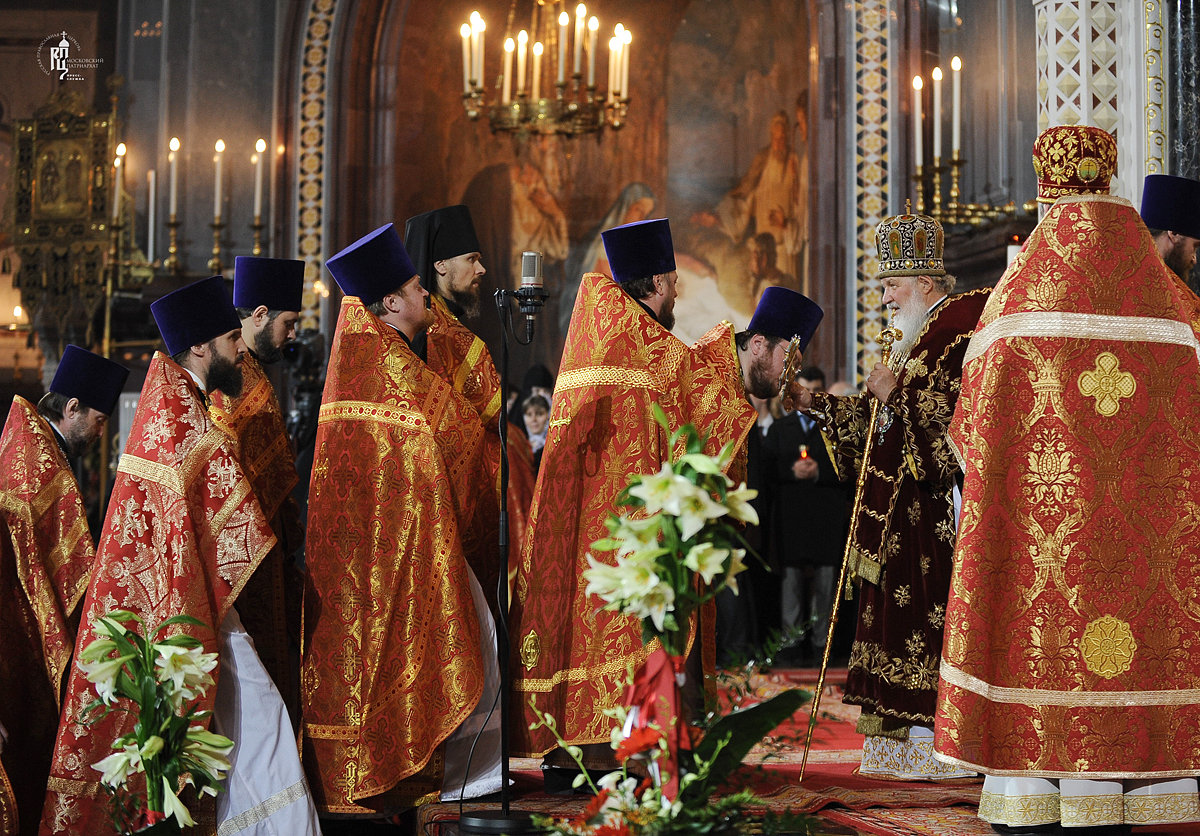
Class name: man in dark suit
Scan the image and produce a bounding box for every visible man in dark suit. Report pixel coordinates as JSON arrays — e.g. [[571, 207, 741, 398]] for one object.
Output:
[[764, 366, 849, 662]]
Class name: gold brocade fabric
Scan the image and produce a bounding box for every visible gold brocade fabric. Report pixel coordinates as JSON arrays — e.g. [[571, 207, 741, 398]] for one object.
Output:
[[935, 194, 1200, 778], [0, 397, 93, 836], [40, 354, 276, 836], [210, 353, 304, 724], [810, 289, 988, 728], [509, 272, 755, 757], [301, 299, 489, 814], [424, 295, 535, 612]]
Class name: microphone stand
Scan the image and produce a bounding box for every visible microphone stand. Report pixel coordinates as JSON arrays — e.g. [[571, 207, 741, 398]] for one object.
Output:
[[459, 283, 548, 835]]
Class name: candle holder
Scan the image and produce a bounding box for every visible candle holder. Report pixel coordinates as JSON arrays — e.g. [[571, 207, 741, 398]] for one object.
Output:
[[463, 82, 485, 121], [947, 150, 965, 224], [164, 213, 183, 276], [251, 215, 265, 256], [912, 164, 925, 215], [208, 217, 225, 275], [931, 157, 944, 220]]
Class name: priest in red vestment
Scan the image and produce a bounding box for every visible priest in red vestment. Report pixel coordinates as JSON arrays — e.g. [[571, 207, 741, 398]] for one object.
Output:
[[404, 204, 536, 608], [509, 217, 823, 765], [210, 256, 305, 726], [1, 346, 127, 836], [792, 212, 987, 780], [41, 277, 318, 836], [934, 126, 1200, 829], [302, 224, 502, 818]]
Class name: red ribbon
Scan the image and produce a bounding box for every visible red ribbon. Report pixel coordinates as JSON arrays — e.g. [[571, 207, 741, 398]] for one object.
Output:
[[622, 646, 690, 801]]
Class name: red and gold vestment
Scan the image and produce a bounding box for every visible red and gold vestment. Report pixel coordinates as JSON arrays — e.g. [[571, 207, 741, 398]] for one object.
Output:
[[424, 295, 535, 608], [934, 194, 1200, 777], [301, 299, 489, 813], [41, 354, 276, 836], [809, 288, 988, 730], [0, 397, 93, 836], [509, 272, 756, 757], [210, 353, 303, 722]]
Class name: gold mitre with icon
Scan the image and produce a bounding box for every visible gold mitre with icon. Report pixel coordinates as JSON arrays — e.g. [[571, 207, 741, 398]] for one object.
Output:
[[1032, 124, 1117, 204], [875, 212, 945, 278]]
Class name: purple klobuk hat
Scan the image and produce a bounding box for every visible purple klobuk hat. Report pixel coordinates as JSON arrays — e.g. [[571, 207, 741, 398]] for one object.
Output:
[[233, 256, 305, 312], [601, 218, 676, 284], [748, 286, 824, 352], [49, 345, 130, 416], [1141, 174, 1200, 240], [151, 276, 242, 356], [325, 223, 419, 305]]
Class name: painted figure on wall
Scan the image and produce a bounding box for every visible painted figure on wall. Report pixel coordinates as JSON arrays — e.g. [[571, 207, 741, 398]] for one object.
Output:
[[559, 182, 657, 334]]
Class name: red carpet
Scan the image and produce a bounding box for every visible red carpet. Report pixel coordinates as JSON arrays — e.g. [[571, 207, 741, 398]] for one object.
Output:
[[417, 666, 984, 834]]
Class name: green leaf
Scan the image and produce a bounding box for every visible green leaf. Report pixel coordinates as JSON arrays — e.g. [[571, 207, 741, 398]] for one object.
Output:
[[152, 613, 209, 637], [677, 453, 722, 475], [683, 688, 809, 805]]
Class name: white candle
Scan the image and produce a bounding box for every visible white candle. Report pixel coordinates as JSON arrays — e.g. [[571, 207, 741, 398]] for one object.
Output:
[[912, 76, 923, 167], [620, 29, 631, 99], [516, 30, 528, 95], [574, 4, 586, 76], [112, 144, 125, 221], [532, 41, 543, 100], [471, 12, 484, 86], [587, 16, 598, 87], [168, 137, 179, 216], [502, 38, 514, 104], [253, 138, 266, 218], [147, 168, 156, 261], [611, 28, 623, 99], [558, 12, 568, 84], [461, 23, 472, 91], [213, 139, 224, 220], [951, 55, 962, 153], [932, 66, 943, 161]]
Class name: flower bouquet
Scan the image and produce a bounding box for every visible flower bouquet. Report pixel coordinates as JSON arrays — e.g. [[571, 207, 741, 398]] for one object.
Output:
[[583, 406, 758, 658], [78, 610, 234, 834], [531, 411, 813, 833]]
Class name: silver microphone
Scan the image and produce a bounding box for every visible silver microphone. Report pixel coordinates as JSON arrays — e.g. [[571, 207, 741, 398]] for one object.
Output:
[[518, 251, 546, 340]]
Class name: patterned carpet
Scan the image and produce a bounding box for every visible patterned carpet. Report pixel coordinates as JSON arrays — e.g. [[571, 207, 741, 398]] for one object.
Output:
[[418, 666, 987, 835]]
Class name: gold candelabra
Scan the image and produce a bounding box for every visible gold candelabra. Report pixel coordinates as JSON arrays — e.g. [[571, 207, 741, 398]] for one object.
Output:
[[251, 215, 265, 256], [164, 213, 182, 275], [208, 218, 225, 274]]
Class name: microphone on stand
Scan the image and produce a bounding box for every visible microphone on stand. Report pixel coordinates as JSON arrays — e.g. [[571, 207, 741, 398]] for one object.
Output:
[[516, 250, 547, 342]]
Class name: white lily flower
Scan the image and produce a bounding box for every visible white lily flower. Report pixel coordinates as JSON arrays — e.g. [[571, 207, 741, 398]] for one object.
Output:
[[583, 555, 626, 603], [161, 776, 196, 827], [156, 644, 218, 708], [628, 464, 697, 515], [676, 489, 728, 540], [79, 653, 134, 705], [724, 483, 760, 525], [92, 744, 143, 787], [610, 514, 661, 556], [683, 542, 729, 585], [184, 726, 234, 779], [724, 549, 749, 595], [629, 580, 675, 632]]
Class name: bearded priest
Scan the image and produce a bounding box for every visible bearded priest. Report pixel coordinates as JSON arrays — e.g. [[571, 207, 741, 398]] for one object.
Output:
[[509, 216, 823, 774], [41, 276, 319, 836], [209, 256, 306, 728], [934, 126, 1200, 831], [302, 224, 502, 820], [790, 212, 988, 780], [1, 346, 127, 836]]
